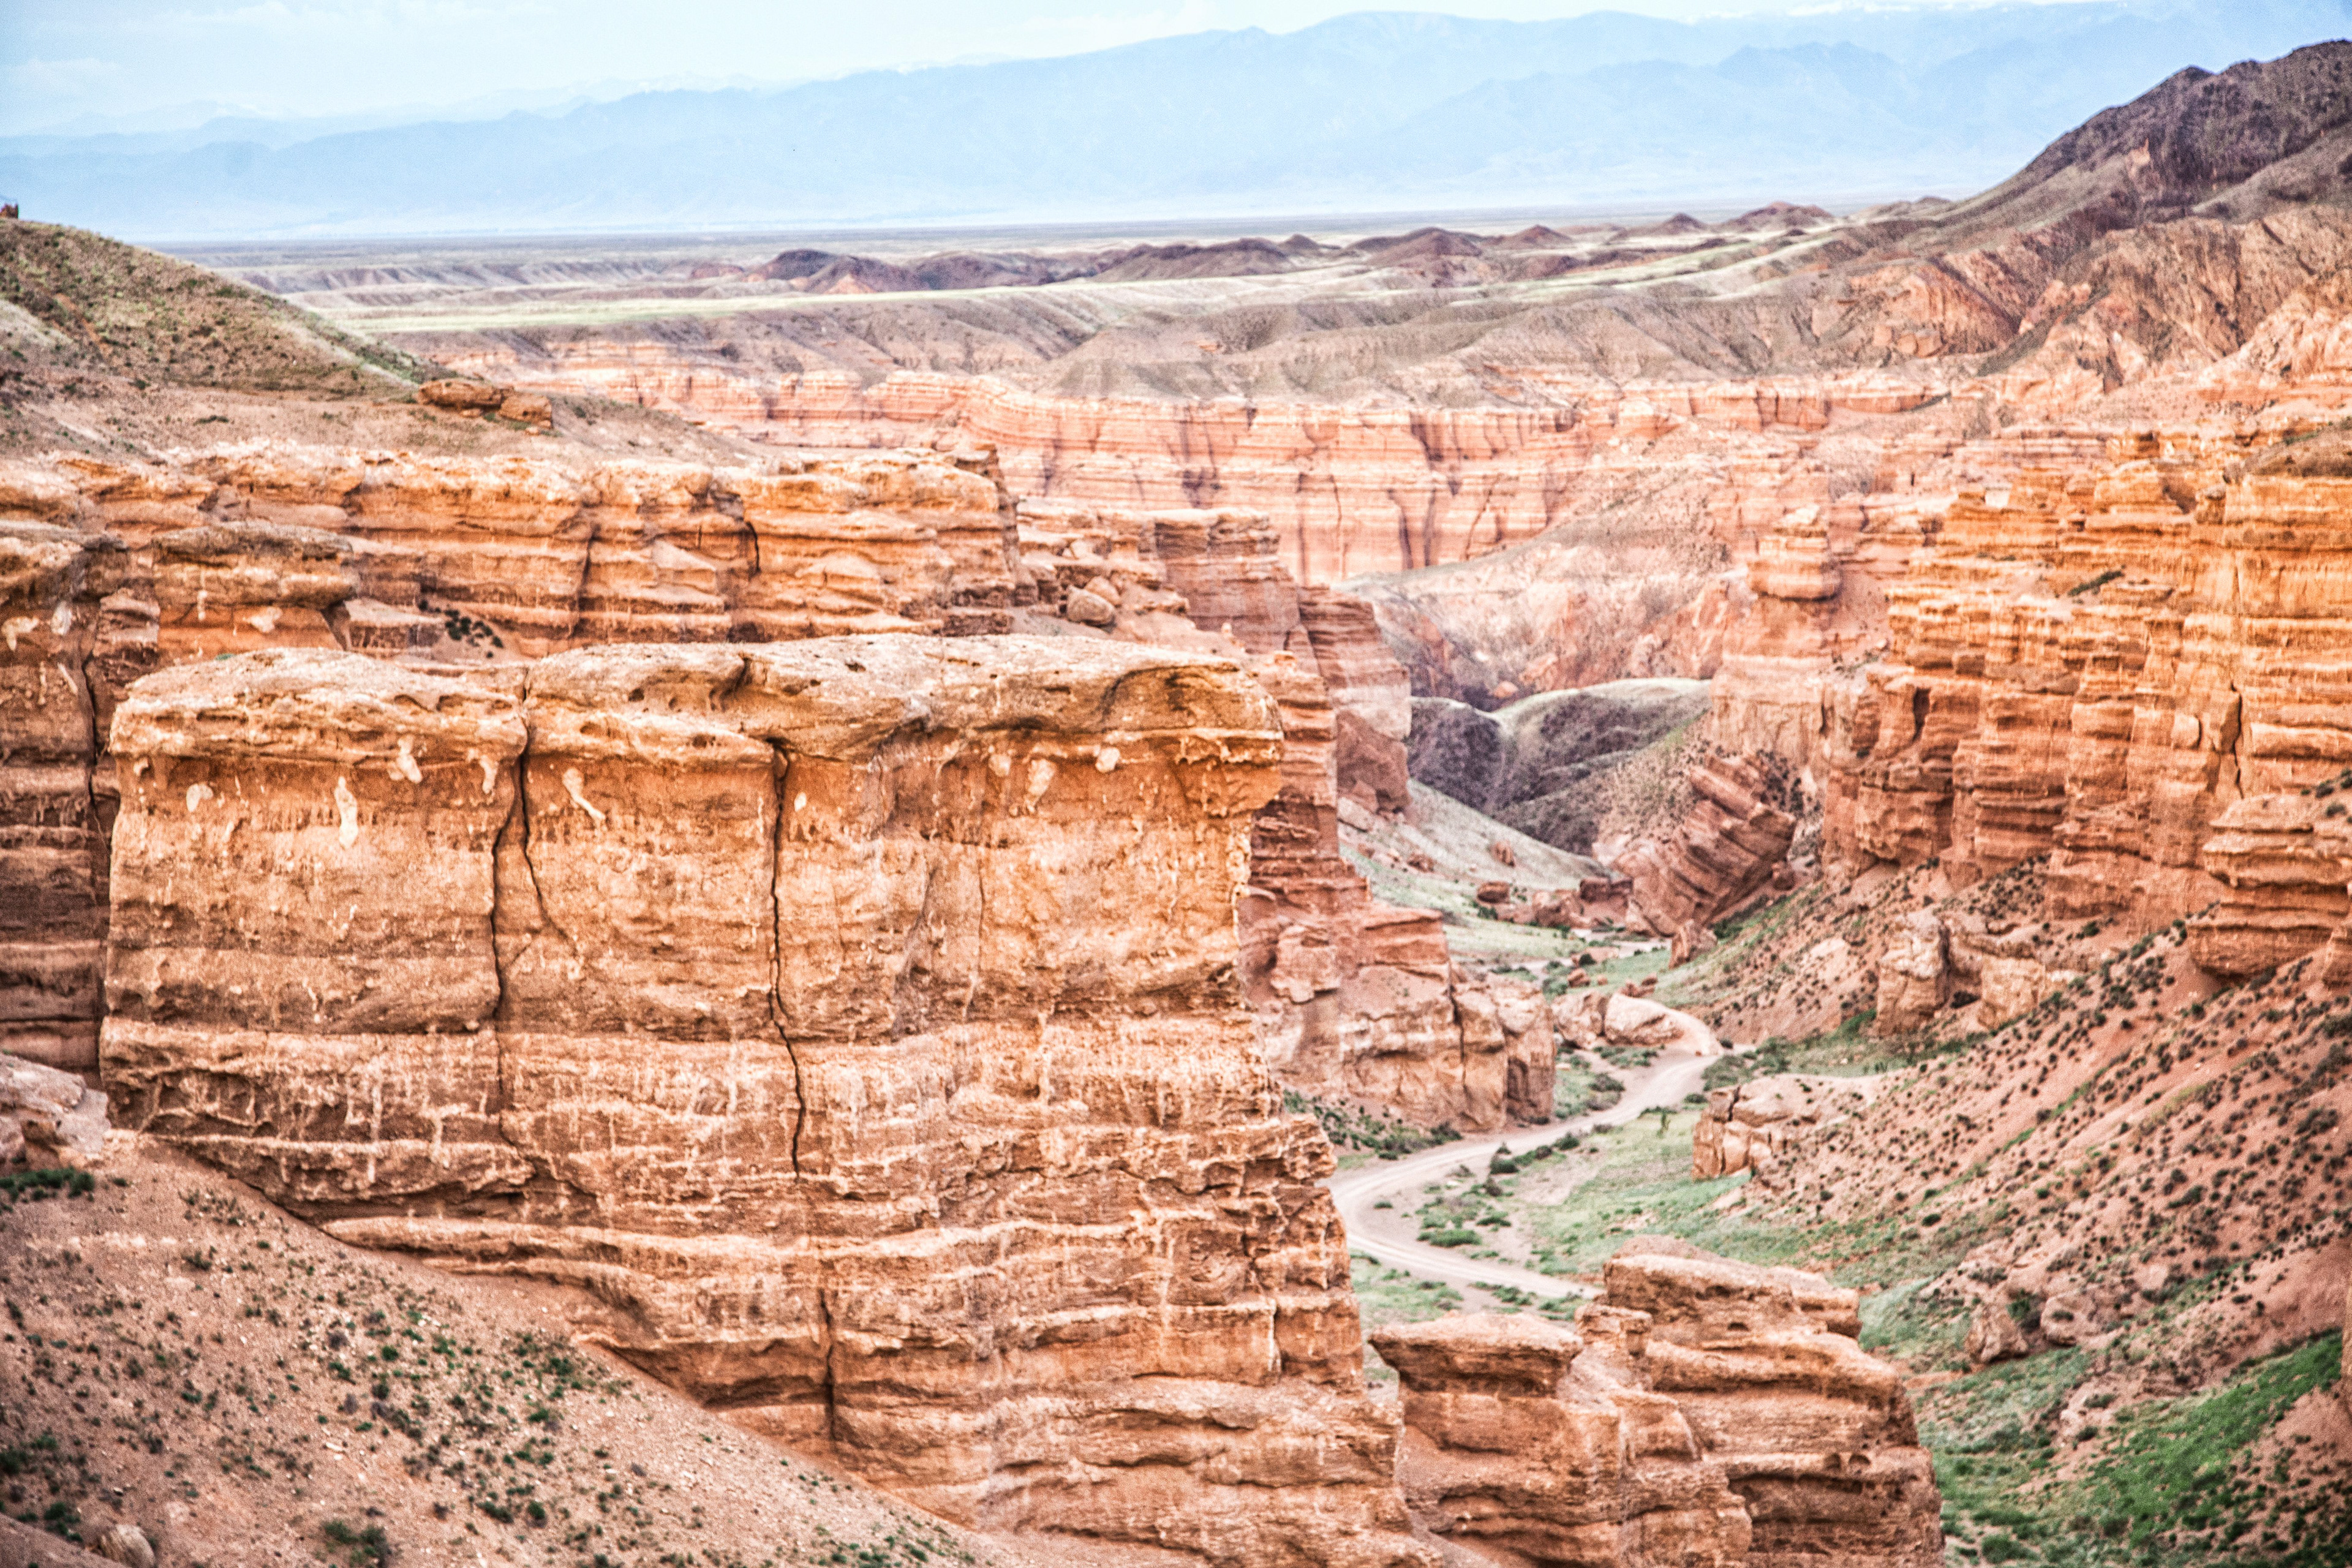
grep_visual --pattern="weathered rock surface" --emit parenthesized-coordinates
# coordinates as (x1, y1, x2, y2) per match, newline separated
(0, 446, 1008, 1072)
(1815, 443, 2352, 976)
(1964, 1298, 2032, 1366)
(1012, 496, 1549, 1131)
(1371, 1241, 1940, 1567)
(1612, 754, 1798, 937)
(99, 638, 1428, 1568)
(0, 1050, 107, 1167)
(1689, 1076, 1876, 1186)
(5, 447, 1532, 1133)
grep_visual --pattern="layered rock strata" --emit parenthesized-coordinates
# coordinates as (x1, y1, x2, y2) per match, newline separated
(1611, 754, 1799, 940)
(99, 638, 1429, 1568)
(1017, 496, 1552, 1130)
(1370, 1243, 1940, 1567)
(1819, 441, 2352, 963)
(418, 363, 1943, 582)
(7, 450, 1534, 1131)
(1, 446, 1013, 1072)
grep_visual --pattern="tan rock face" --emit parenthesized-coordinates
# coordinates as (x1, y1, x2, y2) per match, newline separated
(2189, 793, 2352, 978)
(4, 447, 1521, 1133)
(0, 519, 134, 1071)
(0, 1050, 108, 1167)
(1371, 1243, 1940, 1568)
(99, 638, 1428, 1568)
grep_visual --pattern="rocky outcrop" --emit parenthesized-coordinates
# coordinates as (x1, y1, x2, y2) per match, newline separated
(1820, 445, 2352, 968)
(417, 378, 554, 428)
(0, 1051, 107, 1167)
(6, 448, 1531, 1131)
(1012, 496, 1545, 1130)
(0, 518, 136, 1071)
(1371, 1242, 1941, 1567)
(1613, 754, 1798, 937)
(1243, 652, 1554, 1131)
(1690, 1077, 1876, 1186)
(99, 638, 1428, 1568)
(2188, 792, 2352, 979)
(1372, 1311, 1751, 1568)
(1, 447, 1016, 1073)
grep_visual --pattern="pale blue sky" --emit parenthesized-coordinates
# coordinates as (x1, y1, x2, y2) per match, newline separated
(2, 0, 2124, 134)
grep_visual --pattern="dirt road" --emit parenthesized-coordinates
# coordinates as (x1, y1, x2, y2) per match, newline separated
(1324, 1004, 1723, 1298)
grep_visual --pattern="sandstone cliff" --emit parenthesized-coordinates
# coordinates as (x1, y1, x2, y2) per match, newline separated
(4, 446, 1547, 1133)
(100, 638, 1429, 1568)
(1815, 436, 2352, 969)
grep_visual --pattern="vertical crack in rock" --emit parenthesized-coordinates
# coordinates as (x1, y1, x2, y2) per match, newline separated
(99, 638, 1436, 1568)
(764, 750, 805, 1178)
(507, 733, 581, 963)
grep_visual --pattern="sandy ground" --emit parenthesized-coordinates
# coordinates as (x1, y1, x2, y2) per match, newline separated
(0, 1137, 1041, 1568)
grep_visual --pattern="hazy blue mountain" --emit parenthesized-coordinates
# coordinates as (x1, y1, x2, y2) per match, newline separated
(4, 1, 2348, 239)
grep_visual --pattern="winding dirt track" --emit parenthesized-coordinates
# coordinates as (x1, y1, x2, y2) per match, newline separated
(1324, 1005, 1722, 1298)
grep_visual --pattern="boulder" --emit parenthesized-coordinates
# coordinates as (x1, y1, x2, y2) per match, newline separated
(92, 1523, 156, 1568)
(1605, 993, 1679, 1048)
(1063, 586, 1117, 626)
(416, 379, 506, 412)
(497, 391, 555, 428)
(1874, 910, 1950, 1035)
(1965, 1297, 2031, 1365)
(0, 1052, 107, 1167)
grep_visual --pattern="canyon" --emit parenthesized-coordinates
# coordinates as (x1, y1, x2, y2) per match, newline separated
(9, 32, 2352, 1568)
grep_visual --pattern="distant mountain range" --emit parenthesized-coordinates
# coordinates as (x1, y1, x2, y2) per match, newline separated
(7, 1, 2350, 240)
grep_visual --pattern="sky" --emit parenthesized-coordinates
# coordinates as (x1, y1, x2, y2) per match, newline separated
(1, 0, 2119, 135)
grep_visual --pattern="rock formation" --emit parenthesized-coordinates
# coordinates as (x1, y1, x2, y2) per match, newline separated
(0, 1050, 107, 1167)
(1689, 1077, 1876, 1186)
(1814, 439, 2352, 978)
(4, 447, 1546, 1132)
(99, 638, 1430, 1568)
(1611, 754, 1799, 939)
(1014, 495, 1554, 1131)
(1370, 1241, 1941, 1567)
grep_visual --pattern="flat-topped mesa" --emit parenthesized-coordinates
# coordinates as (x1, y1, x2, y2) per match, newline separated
(0, 445, 1020, 1074)
(99, 638, 1430, 1568)
(1371, 1242, 1940, 1568)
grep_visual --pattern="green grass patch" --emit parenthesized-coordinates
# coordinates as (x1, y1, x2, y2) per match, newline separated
(2071, 1332, 2346, 1564)
(1283, 1090, 1462, 1159)
(0, 1167, 94, 1205)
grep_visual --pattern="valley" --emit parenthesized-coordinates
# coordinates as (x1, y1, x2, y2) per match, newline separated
(2, 28, 2351, 1568)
